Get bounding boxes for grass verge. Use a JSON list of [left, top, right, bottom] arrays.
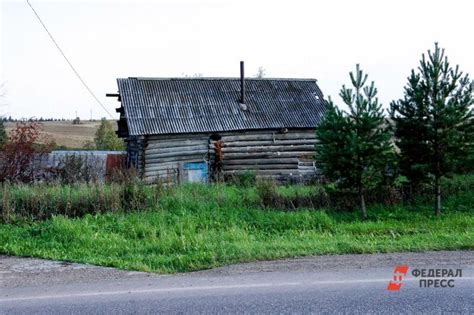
[[0, 184, 472, 273]]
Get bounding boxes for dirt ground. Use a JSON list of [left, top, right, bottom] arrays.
[[1, 251, 473, 288]]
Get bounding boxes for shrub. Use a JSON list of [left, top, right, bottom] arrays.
[[227, 171, 257, 187], [256, 179, 281, 208], [121, 177, 149, 211], [0, 119, 6, 148], [108, 167, 139, 184], [56, 154, 102, 184], [0, 121, 53, 183], [257, 181, 331, 211], [441, 175, 474, 197], [1, 183, 12, 222]]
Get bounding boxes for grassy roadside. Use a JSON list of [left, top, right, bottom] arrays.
[[0, 184, 472, 273]]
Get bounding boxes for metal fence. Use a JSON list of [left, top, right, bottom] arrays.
[[0, 150, 126, 182]]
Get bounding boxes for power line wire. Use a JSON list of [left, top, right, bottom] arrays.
[[26, 0, 114, 119]]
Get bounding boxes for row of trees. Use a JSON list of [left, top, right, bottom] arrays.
[[0, 117, 77, 122], [315, 43, 473, 217]]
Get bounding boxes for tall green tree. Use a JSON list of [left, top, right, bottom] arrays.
[[94, 118, 125, 151], [390, 43, 474, 216], [316, 65, 393, 218]]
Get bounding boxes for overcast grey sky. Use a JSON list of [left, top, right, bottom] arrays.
[[1, 0, 473, 119]]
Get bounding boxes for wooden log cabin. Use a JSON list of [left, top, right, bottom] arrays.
[[111, 63, 327, 184]]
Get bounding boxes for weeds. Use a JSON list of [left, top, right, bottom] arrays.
[[0, 186, 472, 273], [0, 182, 152, 221], [56, 154, 102, 184], [226, 171, 257, 187], [1, 174, 473, 221]]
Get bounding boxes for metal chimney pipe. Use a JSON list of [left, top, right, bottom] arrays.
[[240, 61, 245, 104]]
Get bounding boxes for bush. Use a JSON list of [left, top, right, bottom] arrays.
[[256, 179, 281, 208], [56, 154, 102, 184], [121, 176, 149, 211], [441, 175, 474, 196], [0, 119, 6, 148], [256, 180, 331, 210], [0, 122, 53, 183], [226, 171, 257, 187], [107, 167, 139, 184]]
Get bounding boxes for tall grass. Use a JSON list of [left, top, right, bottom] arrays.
[[0, 175, 473, 273], [1, 174, 473, 221], [0, 181, 155, 221], [0, 186, 472, 273]]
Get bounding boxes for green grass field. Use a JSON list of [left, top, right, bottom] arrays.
[[1, 182, 472, 273]]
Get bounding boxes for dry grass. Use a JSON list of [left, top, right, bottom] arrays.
[[5, 120, 116, 149]]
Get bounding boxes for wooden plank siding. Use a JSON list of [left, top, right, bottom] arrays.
[[140, 129, 318, 184]]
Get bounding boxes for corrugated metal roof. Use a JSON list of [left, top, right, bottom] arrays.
[[117, 77, 326, 136]]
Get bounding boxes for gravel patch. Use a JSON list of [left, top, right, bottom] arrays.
[[2, 251, 473, 288], [0, 255, 151, 289]]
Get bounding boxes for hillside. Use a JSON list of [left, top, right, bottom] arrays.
[[4, 120, 116, 149]]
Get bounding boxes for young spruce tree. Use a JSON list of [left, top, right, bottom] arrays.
[[390, 43, 474, 216], [316, 65, 393, 218]]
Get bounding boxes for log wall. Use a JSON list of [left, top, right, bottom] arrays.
[[139, 129, 318, 184], [212, 129, 317, 183], [142, 134, 209, 183]]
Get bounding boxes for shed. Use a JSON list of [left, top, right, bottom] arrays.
[[111, 65, 327, 183]]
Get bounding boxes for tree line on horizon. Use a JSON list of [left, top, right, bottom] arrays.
[[0, 117, 108, 122]]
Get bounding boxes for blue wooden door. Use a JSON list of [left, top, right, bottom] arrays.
[[183, 162, 208, 183]]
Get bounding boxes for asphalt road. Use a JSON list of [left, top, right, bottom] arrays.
[[1, 251, 473, 314]]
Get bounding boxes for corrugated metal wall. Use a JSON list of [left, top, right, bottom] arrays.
[[49, 151, 126, 182]]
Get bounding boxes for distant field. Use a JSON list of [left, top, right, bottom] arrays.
[[5, 120, 115, 149]]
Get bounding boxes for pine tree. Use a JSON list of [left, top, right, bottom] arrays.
[[390, 43, 474, 216], [316, 65, 393, 218], [389, 72, 431, 187]]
